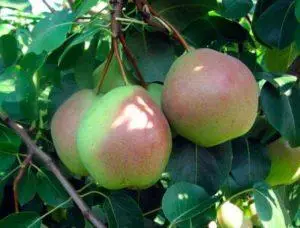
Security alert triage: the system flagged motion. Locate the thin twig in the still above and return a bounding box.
[148,6,190,51]
[113,38,129,85]
[42,0,55,13]
[119,34,147,88]
[143,207,162,216]
[13,153,33,212]
[0,113,106,228]
[95,46,115,95]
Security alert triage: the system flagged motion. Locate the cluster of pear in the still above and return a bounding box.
[51,48,298,190]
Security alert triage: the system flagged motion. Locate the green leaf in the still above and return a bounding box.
[0,0,30,10]
[166,136,232,194]
[231,138,271,188]
[183,15,250,48]
[48,73,79,117]
[274,182,300,222]
[221,176,245,197]
[36,170,72,208]
[296,0,300,22]
[17,168,37,206]
[0,153,16,172]
[0,124,21,154]
[59,25,102,64]
[28,10,75,54]
[126,30,176,82]
[85,205,107,228]
[75,0,100,18]
[151,0,218,31]
[0,178,7,205]
[0,212,41,228]
[0,24,15,37]
[74,36,99,89]
[260,82,300,147]
[2,53,46,121]
[219,0,253,19]
[295,25,300,50]
[103,192,144,228]
[0,34,19,67]
[0,125,19,173]
[253,183,290,228]
[263,44,299,73]
[256,72,297,92]
[162,182,217,226]
[253,0,298,49]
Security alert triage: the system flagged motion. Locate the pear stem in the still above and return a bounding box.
[113,37,129,85]
[94,45,115,95]
[110,0,130,86]
[119,33,147,88]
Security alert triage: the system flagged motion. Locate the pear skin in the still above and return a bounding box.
[162,48,258,147]
[77,86,172,189]
[51,89,97,176]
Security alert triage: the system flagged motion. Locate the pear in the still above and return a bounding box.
[162,48,258,147]
[217,202,253,228]
[266,138,300,186]
[77,85,172,189]
[51,89,97,176]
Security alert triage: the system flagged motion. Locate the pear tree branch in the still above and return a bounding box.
[133,0,190,51]
[0,113,106,228]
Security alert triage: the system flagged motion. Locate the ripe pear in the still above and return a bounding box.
[217,202,253,228]
[77,85,172,189]
[266,138,300,186]
[93,55,137,93]
[51,89,97,176]
[162,48,258,147]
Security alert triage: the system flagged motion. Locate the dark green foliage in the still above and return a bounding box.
[0,0,299,227]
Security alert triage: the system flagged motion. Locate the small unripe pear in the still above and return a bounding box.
[266,138,300,186]
[217,202,253,228]
[162,48,258,147]
[51,90,97,175]
[77,86,172,189]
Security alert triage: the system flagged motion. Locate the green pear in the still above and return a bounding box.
[93,55,138,93]
[266,138,300,186]
[77,85,172,189]
[51,89,97,176]
[217,202,253,228]
[147,83,163,108]
[162,48,258,147]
